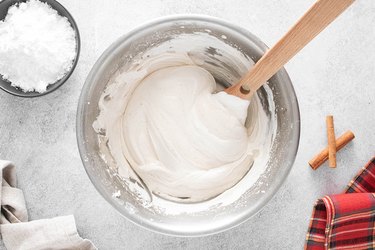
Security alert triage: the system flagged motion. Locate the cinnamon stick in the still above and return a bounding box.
[326,116,337,168]
[309,130,355,170]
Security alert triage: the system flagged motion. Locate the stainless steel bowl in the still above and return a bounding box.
[77,15,300,236]
[0,0,80,97]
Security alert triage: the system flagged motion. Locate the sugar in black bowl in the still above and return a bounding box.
[0,0,80,97]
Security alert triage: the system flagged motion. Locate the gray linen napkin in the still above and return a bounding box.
[0,160,97,250]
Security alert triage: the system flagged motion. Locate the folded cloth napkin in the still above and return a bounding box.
[0,160,97,250]
[305,157,375,250]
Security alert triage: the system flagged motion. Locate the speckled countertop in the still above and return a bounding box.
[0,0,374,249]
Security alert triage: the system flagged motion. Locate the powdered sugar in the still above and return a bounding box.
[0,0,76,93]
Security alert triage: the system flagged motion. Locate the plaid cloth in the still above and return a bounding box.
[305,157,375,250]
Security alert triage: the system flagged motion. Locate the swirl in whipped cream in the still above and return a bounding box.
[93,51,275,203]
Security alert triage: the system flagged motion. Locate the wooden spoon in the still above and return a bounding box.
[225,0,355,100]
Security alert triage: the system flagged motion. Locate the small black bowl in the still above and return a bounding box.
[0,0,81,97]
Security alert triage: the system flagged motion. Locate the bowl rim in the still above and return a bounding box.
[76,14,301,237]
[0,0,81,98]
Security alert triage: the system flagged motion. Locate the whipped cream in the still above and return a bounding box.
[94,52,273,203]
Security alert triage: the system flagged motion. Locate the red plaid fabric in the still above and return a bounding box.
[305,157,375,250]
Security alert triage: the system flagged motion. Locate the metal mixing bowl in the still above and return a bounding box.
[0,0,80,97]
[77,15,300,236]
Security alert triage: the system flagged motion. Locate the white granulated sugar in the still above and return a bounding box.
[0,0,76,93]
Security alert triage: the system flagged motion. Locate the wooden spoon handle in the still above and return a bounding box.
[225,0,355,99]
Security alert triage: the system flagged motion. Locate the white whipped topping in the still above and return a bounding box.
[123,65,254,202]
[94,52,272,203]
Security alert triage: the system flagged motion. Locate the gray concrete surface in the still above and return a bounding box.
[1,0,374,249]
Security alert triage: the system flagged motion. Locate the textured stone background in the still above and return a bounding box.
[1,0,374,249]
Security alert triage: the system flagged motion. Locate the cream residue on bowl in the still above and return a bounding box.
[93,32,276,214]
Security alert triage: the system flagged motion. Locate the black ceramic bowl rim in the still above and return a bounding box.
[0,0,81,98]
